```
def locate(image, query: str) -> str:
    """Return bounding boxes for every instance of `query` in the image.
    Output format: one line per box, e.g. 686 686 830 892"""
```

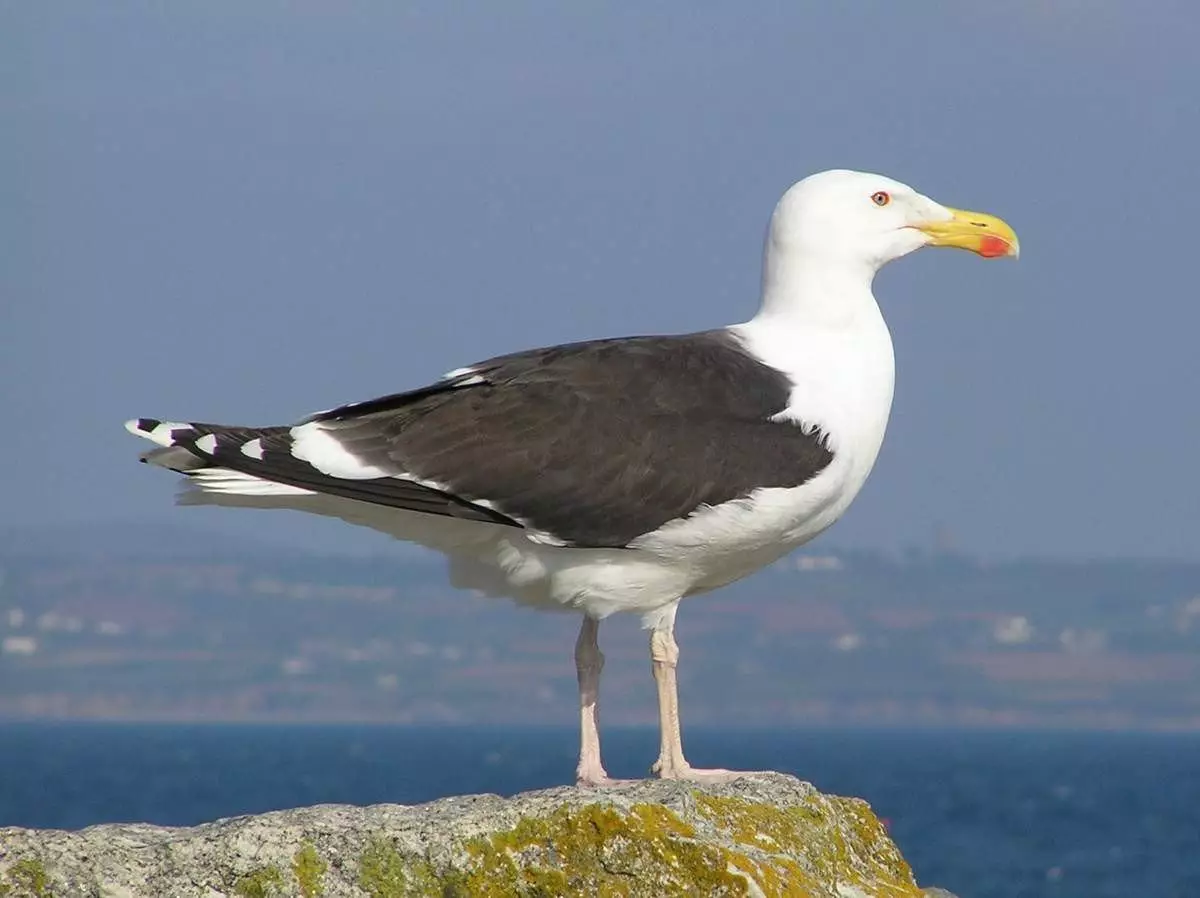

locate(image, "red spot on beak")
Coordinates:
978 235 1012 258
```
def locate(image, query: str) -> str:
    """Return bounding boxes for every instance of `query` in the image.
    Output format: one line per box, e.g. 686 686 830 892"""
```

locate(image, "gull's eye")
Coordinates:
871 191 891 207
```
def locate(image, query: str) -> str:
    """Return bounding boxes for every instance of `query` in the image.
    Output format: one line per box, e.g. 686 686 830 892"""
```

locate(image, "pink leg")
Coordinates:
575 616 626 786
649 604 763 782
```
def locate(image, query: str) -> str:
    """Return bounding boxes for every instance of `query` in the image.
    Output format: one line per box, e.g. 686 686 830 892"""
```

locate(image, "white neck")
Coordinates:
754 245 880 331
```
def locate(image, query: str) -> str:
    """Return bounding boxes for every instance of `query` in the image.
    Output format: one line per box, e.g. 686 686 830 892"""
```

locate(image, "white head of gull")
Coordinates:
124 169 1018 784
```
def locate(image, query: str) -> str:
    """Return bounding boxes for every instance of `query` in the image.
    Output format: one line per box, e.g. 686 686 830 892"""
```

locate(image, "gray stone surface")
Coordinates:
0 773 954 897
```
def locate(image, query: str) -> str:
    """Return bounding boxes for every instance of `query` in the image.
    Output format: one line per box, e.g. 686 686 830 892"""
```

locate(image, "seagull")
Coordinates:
125 169 1018 784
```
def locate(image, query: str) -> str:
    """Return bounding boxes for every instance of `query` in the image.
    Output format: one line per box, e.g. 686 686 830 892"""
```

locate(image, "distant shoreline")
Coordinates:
3 714 1199 734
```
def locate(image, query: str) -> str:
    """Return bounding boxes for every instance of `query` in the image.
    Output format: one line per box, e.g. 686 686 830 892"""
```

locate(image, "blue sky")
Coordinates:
3 2 1198 560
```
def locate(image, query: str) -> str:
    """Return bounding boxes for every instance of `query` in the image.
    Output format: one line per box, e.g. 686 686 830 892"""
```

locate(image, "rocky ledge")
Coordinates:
0 773 958 897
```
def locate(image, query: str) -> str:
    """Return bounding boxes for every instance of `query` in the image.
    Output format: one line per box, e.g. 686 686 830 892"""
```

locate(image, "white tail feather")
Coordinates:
187 468 316 497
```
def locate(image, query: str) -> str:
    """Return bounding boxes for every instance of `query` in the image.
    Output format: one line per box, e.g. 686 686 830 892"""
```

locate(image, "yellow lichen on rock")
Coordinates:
0 858 50 898
446 789 921 897
461 801 750 897
292 842 328 898
695 793 921 898
233 864 285 898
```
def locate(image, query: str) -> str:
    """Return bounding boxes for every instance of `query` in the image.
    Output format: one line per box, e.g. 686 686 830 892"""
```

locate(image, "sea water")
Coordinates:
1 724 1196 898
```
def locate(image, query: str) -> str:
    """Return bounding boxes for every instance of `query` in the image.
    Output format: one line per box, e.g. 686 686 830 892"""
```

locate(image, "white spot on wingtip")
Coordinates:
442 366 477 380
194 433 218 455
125 419 192 448
153 421 189 442
241 438 265 460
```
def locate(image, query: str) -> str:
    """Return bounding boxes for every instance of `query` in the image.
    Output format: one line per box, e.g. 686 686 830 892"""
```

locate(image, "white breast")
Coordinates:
733 301 896 508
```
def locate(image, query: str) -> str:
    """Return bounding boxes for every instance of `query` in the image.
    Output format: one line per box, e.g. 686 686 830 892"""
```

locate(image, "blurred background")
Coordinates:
3 4 1198 896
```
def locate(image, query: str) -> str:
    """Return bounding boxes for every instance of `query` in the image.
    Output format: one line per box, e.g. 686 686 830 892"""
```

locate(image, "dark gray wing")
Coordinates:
304 330 833 547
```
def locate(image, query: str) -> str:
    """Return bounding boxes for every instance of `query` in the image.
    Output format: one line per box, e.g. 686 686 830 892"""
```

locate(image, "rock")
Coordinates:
0 773 951 897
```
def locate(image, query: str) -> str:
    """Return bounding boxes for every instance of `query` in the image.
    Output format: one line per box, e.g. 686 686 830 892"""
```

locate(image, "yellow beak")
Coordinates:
918 208 1020 259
